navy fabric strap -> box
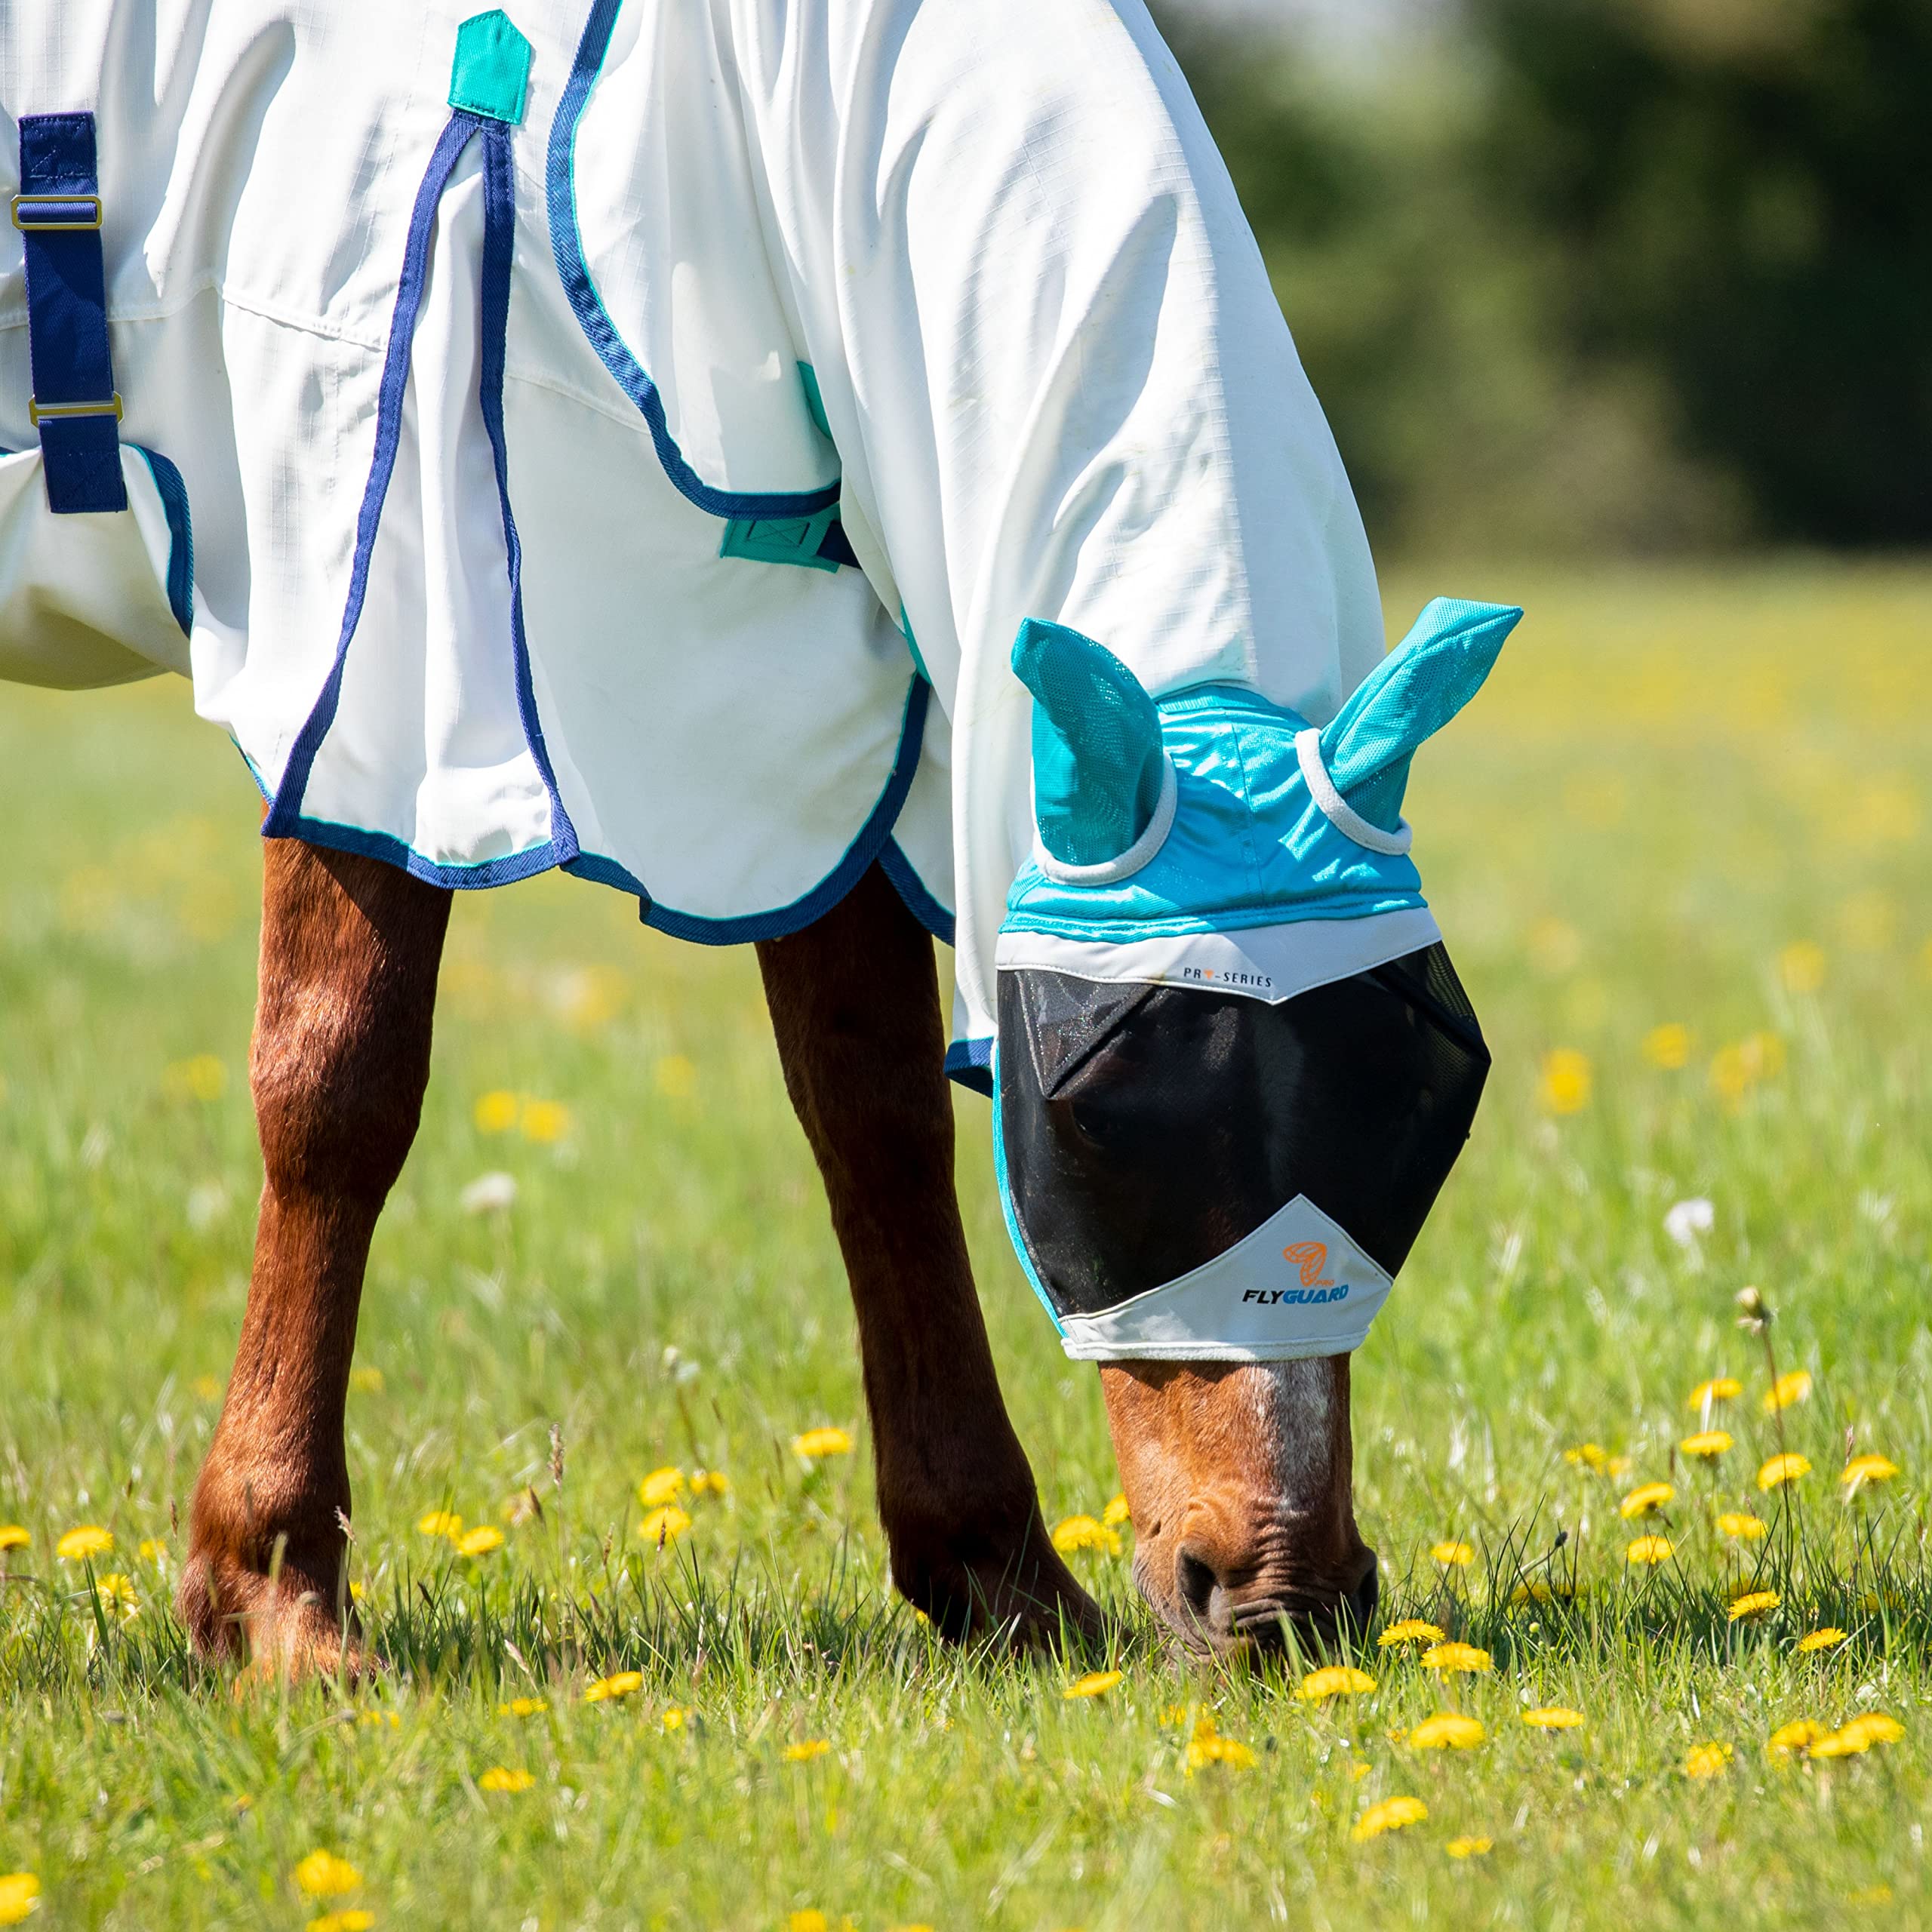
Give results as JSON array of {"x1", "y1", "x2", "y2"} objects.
[{"x1": 16, "y1": 112, "x2": 125, "y2": 513}]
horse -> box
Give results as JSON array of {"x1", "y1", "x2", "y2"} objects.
[{"x1": 2, "y1": 0, "x2": 1510, "y2": 1674}]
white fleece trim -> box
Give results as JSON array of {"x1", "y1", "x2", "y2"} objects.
[
  {"x1": 1032, "y1": 755, "x2": 1179, "y2": 885},
  {"x1": 995, "y1": 906, "x2": 1442, "y2": 1005},
  {"x1": 1294, "y1": 728, "x2": 1413, "y2": 855}
]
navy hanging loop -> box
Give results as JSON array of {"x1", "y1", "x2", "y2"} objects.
[{"x1": 13, "y1": 112, "x2": 127, "y2": 514}]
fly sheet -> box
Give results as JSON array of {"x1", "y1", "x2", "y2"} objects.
[{"x1": 0, "y1": 0, "x2": 1517, "y2": 1361}]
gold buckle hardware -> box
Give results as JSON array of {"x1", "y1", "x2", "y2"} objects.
[
  {"x1": 11, "y1": 192, "x2": 104, "y2": 232},
  {"x1": 29, "y1": 393, "x2": 124, "y2": 426}
]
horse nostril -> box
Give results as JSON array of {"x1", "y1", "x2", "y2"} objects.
[{"x1": 1175, "y1": 1546, "x2": 1221, "y2": 1629}]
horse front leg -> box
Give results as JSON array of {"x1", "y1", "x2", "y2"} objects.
[
  {"x1": 178, "y1": 839, "x2": 450, "y2": 1678},
  {"x1": 756, "y1": 865, "x2": 1100, "y2": 1647}
]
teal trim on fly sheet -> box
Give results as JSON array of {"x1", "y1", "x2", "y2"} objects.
[
  {"x1": 720, "y1": 505, "x2": 842, "y2": 573},
  {"x1": 449, "y1": 11, "x2": 533, "y2": 124},
  {"x1": 992, "y1": 1055, "x2": 1066, "y2": 1331},
  {"x1": 798, "y1": 362, "x2": 832, "y2": 441}
]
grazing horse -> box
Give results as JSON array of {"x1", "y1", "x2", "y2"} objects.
[{"x1": 1, "y1": 0, "x2": 1513, "y2": 1672}]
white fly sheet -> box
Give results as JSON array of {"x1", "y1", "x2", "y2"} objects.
[{"x1": 0, "y1": 0, "x2": 1386, "y2": 1069}]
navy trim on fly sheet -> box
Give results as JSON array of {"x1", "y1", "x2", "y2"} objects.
[
  {"x1": 878, "y1": 836, "x2": 955, "y2": 946},
  {"x1": 546, "y1": 0, "x2": 841, "y2": 524},
  {"x1": 16, "y1": 114, "x2": 127, "y2": 514},
  {"x1": 266, "y1": 111, "x2": 579, "y2": 884},
  {"x1": 132, "y1": 445, "x2": 194, "y2": 635},
  {"x1": 945, "y1": 1035, "x2": 994, "y2": 1097}
]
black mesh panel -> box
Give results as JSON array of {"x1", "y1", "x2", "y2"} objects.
[{"x1": 997, "y1": 943, "x2": 1491, "y2": 1318}]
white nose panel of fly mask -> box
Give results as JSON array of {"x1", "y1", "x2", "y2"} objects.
[{"x1": 1055, "y1": 1195, "x2": 1393, "y2": 1363}]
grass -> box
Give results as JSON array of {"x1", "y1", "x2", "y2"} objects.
[{"x1": 2, "y1": 559, "x2": 1930, "y2": 1928}]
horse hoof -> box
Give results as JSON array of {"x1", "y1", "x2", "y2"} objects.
[
  {"x1": 177, "y1": 1549, "x2": 371, "y2": 1684},
  {"x1": 890, "y1": 1513, "x2": 1106, "y2": 1653}
]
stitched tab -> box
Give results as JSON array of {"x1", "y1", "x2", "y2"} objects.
[
  {"x1": 450, "y1": 11, "x2": 533, "y2": 125},
  {"x1": 719, "y1": 506, "x2": 845, "y2": 573}
]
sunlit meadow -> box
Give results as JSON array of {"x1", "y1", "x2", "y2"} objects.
[{"x1": 2, "y1": 563, "x2": 1929, "y2": 1928}]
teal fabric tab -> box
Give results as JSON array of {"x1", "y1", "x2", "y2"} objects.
[
  {"x1": 798, "y1": 363, "x2": 832, "y2": 441},
  {"x1": 720, "y1": 506, "x2": 842, "y2": 572},
  {"x1": 450, "y1": 11, "x2": 533, "y2": 125}
]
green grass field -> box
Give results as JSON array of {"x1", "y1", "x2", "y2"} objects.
[{"x1": 2, "y1": 563, "x2": 1930, "y2": 1929}]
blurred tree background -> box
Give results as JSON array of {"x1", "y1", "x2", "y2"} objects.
[{"x1": 1151, "y1": 0, "x2": 1931, "y2": 556}]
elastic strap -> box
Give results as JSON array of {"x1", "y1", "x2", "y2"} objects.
[{"x1": 14, "y1": 113, "x2": 126, "y2": 513}]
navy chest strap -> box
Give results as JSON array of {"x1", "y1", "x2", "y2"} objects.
[{"x1": 13, "y1": 112, "x2": 127, "y2": 514}]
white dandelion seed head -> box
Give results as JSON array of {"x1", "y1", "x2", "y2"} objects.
[
  {"x1": 460, "y1": 1171, "x2": 519, "y2": 1215},
  {"x1": 1663, "y1": 1198, "x2": 1715, "y2": 1247}
]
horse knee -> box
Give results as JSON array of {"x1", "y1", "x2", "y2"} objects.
[{"x1": 251, "y1": 1004, "x2": 429, "y2": 1205}]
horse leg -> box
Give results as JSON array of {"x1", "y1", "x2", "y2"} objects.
[
  {"x1": 756, "y1": 864, "x2": 1100, "y2": 1646},
  {"x1": 178, "y1": 839, "x2": 450, "y2": 1676}
]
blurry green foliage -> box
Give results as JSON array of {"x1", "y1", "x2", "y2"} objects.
[{"x1": 1152, "y1": 0, "x2": 1930, "y2": 555}]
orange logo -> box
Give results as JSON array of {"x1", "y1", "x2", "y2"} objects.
[{"x1": 1282, "y1": 1241, "x2": 1334, "y2": 1287}]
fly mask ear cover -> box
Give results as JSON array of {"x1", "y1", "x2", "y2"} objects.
[{"x1": 994, "y1": 598, "x2": 1522, "y2": 1362}]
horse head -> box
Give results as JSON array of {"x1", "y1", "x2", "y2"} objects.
[{"x1": 999, "y1": 601, "x2": 1518, "y2": 1655}]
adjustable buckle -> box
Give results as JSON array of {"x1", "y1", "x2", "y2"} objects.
[
  {"x1": 11, "y1": 192, "x2": 104, "y2": 232},
  {"x1": 29, "y1": 393, "x2": 123, "y2": 426}
]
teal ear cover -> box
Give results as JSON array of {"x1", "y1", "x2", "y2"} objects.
[
  {"x1": 1318, "y1": 598, "x2": 1523, "y2": 833},
  {"x1": 1012, "y1": 619, "x2": 1168, "y2": 868}
]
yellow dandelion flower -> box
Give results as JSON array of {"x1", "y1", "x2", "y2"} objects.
[
  {"x1": 1778, "y1": 942, "x2": 1827, "y2": 993},
  {"x1": 0, "y1": 1527, "x2": 29, "y2": 1552},
  {"x1": 1184, "y1": 1716, "x2": 1257, "y2": 1774},
  {"x1": 1446, "y1": 1835, "x2": 1494, "y2": 1859},
  {"x1": 416, "y1": 1510, "x2": 463, "y2": 1541},
  {"x1": 1540, "y1": 1048, "x2": 1592, "y2": 1114},
  {"x1": 1430, "y1": 1540, "x2": 1475, "y2": 1568},
  {"x1": 1841, "y1": 1454, "x2": 1901, "y2": 1494},
  {"x1": 355, "y1": 1710, "x2": 399, "y2": 1730},
  {"x1": 306, "y1": 1914, "x2": 374, "y2": 1932},
  {"x1": 457, "y1": 1526, "x2": 504, "y2": 1558},
  {"x1": 499, "y1": 1697, "x2": 548, "y2": 1717},
  {"x1": 1685, "y1": 1377, "x2": 1742, "y2": 1411},
  {"x1": 1642, "y1": 1023, "x2": 1692, "y2": 1070},
  {"x1": 1157, "y1": 1705, "x2": 1192, "y2": 1728},
  {"x1": 1050, "y1": 1514, "x2": 1121, "y2": 1557},
  {"x1": 654, "y1": 1054, "x2": 698, "y2": 1100},
  {"x1": 1101, "y1": 1493, "x2": 1132, "y2": 1528},
  {"x1": 293, "y1": 1851, "x2": 362, "y2": 1898},
  {"x1": 518, "y1": 1098, "x2": 571, "y2": 1143},
  {"x1": 1511, "y1": 1580, "x2": 1576, "y2": 1606},
  {"x1": 166, "y1": 1054, "x2": 229, "y2": 1103},
  {"x1": 57, "y1": 1524, "x2": 112, "y2": 1561},
  {"x1": 1410, "y1": 1712, "x2": 1485, "y2": 1750},
  {"x1": 1607, "y1": 1455, "x2": 1634, "y2": 1478},
  {"x1": 1839, "y1": 1708, "x2": 1901, "y2": 1754},
  {"x1": 478, "y1": 1767, "x2": 536, "y2": 1793},
  {"x1": 1795, "y1": 1628, "x2": 1847, "y2": 1655},
  {"x1": 1716, "y1": 1512, "x2": 1767, "y2": 1540},
  {"x1": 690, "y1": 1469, "x2": 731, "y2": 1497},
  {"x1": 1063, "y1": 1670, "x2": 1124, "y2": 1700},
  {"x1": 0, "y1": 1876, "x2": 38, "y2": 1927},
  {"x1": 349, "y1": 1366, "x2": 384, "y2": 1394},
  {"x1": 1768, "y1": 1719, "x2": 1827, "y2": 1755},
  {"x1": 792, "y1": 1426, "x2": 854, "y2": 1460},
  {"x1": 1421, "y1": 1642, "x2": 1492, "y2": 1675},
  {"x1": 472, "y1": 1088, "x2": 518, "y2": 1134},
  {"x1": 1522, "y1": 1707, "x2": 1584, "y2": 1730},
  {"x1": 1758, "y1": 1454, "x2": 1812, "y2": 1491},
  {"x1": 1763, "y1": 1370, "x2": 1812, "y2": 1414},
  {"x1": 1728, "y1": 1589, "x2": 1780, "y2": 1622},
  {"x1": 1619, "y1": 1481, "x2": 1674, "y2": 1518},
  {"x1": 1626, "y1": 1535, "x2": 1674, "y2": 1566},
  {"x1": 788, "y1": 1914, "x2": 829, "y2": 1932},
  {"x1": 1564, "y1": 1442, "x2": 1610, "y2": 1472},
  {"x1": 1684, "y1": 1742, "x2": 1733, "y2": 1780},
  {"x1": 638, "y1": 1505, "x2": 692, "y2": 1548},
  {"x1": 660, "y1": 1706, "x2": 691, "y2": 1731},
  {"x1": 92, "y1": 1571, "x2": 138, "y2": 1617},
  {"x1": 1352, "y1": 1795, "x2": 1427, "y2": 1842},
  {"x1": 783, "y1": 1739, "x2": 832, "y2": 1763},
  {"x1": 638, "y1": 1467, "x2": 685, "y2": 1507},
  {"x1": 583, "y1": 1671, "x2": 643, "y2": 1703},
  {"x1": 1296, "y1": 1666, "x2": 1376, "y2": 1701},
  {"x1": 1679, "y1": 1431, "x2": 1732, "y2": 1460},
  {"x1": 1377, "y1": 1619, "x2": 1446, "y2": 1647},
  {"x1": 192, "y1": 1374, "x2": 221, "y2": 1401}
]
